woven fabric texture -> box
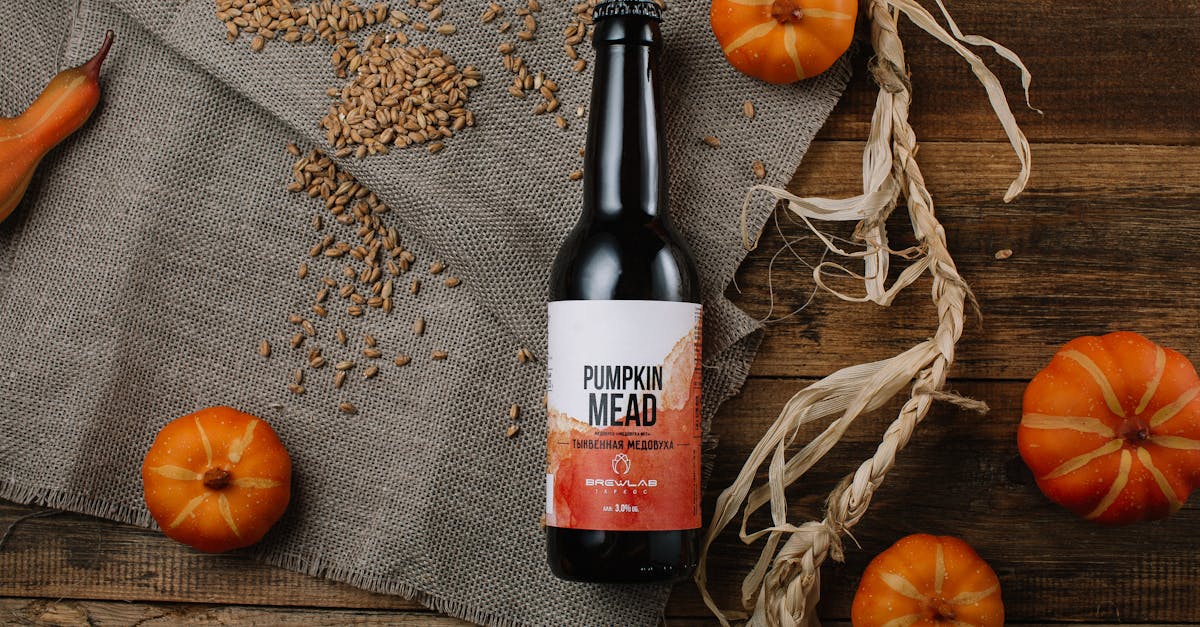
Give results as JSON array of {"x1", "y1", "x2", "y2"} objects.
[{"x1": 0, "y1": 1, "x2": 850, "y2": 625}]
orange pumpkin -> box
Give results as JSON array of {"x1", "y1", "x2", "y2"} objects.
[
  {"x1": 710, "y1": 0, "x2": 857, "y2": 84},
  {"x1": 852, "y1": 534, "x2": 1004, "y2": 627},
  {"x1": 1018, "y1": 332, "x2": 1200, "y2": 525},
  {"x1": 142, "y1": 406, "x2": 292, "y2": 553}
]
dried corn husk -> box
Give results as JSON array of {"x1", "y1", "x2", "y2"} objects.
[{"x1": 697, "y1": 1, "x2": 1035, "y2": 625}]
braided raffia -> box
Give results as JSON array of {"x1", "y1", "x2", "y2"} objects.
[{"x1": 697, "y1": 1, "x2": 1035, "y2": 625}]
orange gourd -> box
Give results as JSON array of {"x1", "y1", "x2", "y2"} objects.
[
  {"x1": 142, "y1": 406, "x2": 292, "y2": 553},
  {"x1": 710, "y1": 0, "x2": 856, "y2": 84},
  {"x1": 1018, "y1": 332, "x2": 1200, "y2": 525},
  {"x1": 852, "y1": 534, "x2": 1004, "y2": 627},
  {"x1": 1, "y1": 31, "x2": 113, "y2": 224}
]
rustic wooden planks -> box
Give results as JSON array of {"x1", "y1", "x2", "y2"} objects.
[
  {"x1": 818, "y1": 1, "x2": 1200, "y2": 144},
  {"x1": 736, "y1": 141, "x2": 1200, "y2": 379},
  {"x1": 4, "y1": 0, "x2": 1199, "y2": 623},
  {"x1": 5, "y1": 379, "x2": 1199, "y2": 622}
]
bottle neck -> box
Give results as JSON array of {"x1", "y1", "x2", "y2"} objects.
[{"x1": 582, "y1": 16, "x2": 668, "y2": 223}]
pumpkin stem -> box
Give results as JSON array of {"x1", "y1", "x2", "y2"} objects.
[
  {"x1": 770, "y1": 0, "x2": 805, "y2": 23},
  {"x1": 203, "y1": 468, "x2": 232, "y2": 490},
  {"x1": 1119, "y1": 417, "x2": 1151, "y2": 444},
  {"x1": 931, "y1": 600, "x2": 956, "y2": 621}
]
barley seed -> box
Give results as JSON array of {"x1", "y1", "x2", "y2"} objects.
[
  {"x1": 443, "y1": 276, "x2": 461, "y2": 288},
  {"x1": 568, "y1": 169, "x2": 583, "y2": 181},
  {"x1": 334, "y1": 370, "x2": 347, "y2": 388},
  {"x1": 505, "y1": 424, "x2": 520, "y2": 438},
  {"x1": 752, "y1": 160, "x2": 766, "y2": 180},
  {"x1": 291, "y1": 333, "x2": 305, "y2": 348},
  {"x1": 363, "y1": 365, "x2": 380, "y2": 379},
  {"x1": 432, "y1": 350, "x2": 448, "y2": 360},
  {"x1": 743, "y1": 100, "x2": 756, "y2": 119},
  {"x1": 258, "y1": 340, "x2": 272, "y2": 358},
  {"x1": 294, "y1": 368, "x2": 305, "y2": 385},
  {"x1": 410, "y1": 279, "x2": 421, "y2": 295},
  {"x1": 394, "y1": 354, "x2": 412, "y2": 367},
  {"x1": 310, "y1": 355, "x2": 327, "y2": 369},
  {"x1": 288, "y1": 383, "x2": 306, "y2": 395},
  {"x1": 297, "y1": 263, "x2": 309, "y2": 279},
  {"x1": 339, "y1": 402, "x2": 358, "y2": 414},
  {"x1": 703, "y1": 135, "x2": 721, "y2": 148},
  {"x1": 509, "y1": 404, "x2": 520, "y2": 420},
  {"x1": 348, "y1": 305, "x2": 364, "y2": 316},
  {"x1": 363, "y1": 347, "x2": 383, "y2": 359},
  {"x1": 364, "y1": 334, "x2": 377, "y2": 347},
  {"x1": 301, "y1": 320, "x2": 317, "y2": 337},
  {"x1": 414, "y1": 317, "x2": 426, "y2": 336}
]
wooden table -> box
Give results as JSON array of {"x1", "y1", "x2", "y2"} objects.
[{"x1": 4, "y1": 1, "x2": 1198, "y2": 624}]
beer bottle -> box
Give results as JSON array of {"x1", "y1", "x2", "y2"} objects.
[{"x1": 546, "y1": 0, "x2": 702, "y2": 583}]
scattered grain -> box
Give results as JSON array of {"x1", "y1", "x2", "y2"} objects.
[
  {"x1": 258, "y1": 340, "x2": 272, "y2": 358},
  {"x1": 505, "y1": 424, "x2": 520, "y2": 438},
  {"x1": 703, "y1": 135, "x2": 721, "y2": 148},
  {"x1": 363, "y1": 365, "x2": 380, "y2": 379},
  {"x1": 334, "y1": 370, "x2": 347, "y2": 388},
  {"x1": 339, "y1": 402, "x2": 358, "y2": 414},
  {"x1": 443, "y1": 276, "x2": 461, "y2": 288},
  {"x1": 363, "y1": 347, "x2": 383, "y2": 359},
  {"x1": 297, "y1": 263, "x2": 309, "y2": 279},
  {"x1": 432, "y1": 350, "x2": 448, "y2": 360},
  {"x1": 288, "y1": 383, "x2": 306, "y2": 395},
  {"x1": 568, "y1": 169, "x2": 583, "y2": 181},
  {"x1": 995, "y1": 249, "x2": 1014, "y2": 260},
  {"x1": 394, "y1": 354, "x2": 412, "y2": 367},
  {"x1": 509, "y1": 404, "x2": 520, "y2": 420},
  {"x1": 291, "y1": 333, "x2": 305, "y2": 348},
  {"x1": 743, "y1": 100, "x2": 756, "y2": 119},
  {"x1": 752, "y1": 160, "x2": 766, "y2": 180}
]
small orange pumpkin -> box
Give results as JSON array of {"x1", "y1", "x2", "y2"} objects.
[
  {"x1": 142, "y1": 406, "x2": 292, "y2": 553},
  {"x1": 1019, "y1": 332, "x2": 1200, "y2": 525},
  {"x1": 852, "y1": 534, "x2": 1004, "y2": 627},
  {"x1": 710, "y1": 0, "x2": 857, "y2": 84}
]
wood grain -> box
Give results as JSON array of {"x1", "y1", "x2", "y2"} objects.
[
  {"x1": 734, "y1": 141, "x2": 1200, "y2": 379},
  {"x1": 5, "y1": 378, "x2": 1200, "y2": 622},
  {"x1": 0, "y1": 598, "x2": 467, "y2": 626},
  {"x1": 818, "y1": 1, "x2": 1200, "y2": 144}
]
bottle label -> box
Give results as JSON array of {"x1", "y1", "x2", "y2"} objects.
[{"x1": 545, "y1": 300, "x2": 702, "y2": 531}]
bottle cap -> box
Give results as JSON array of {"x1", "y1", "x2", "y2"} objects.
[{"x1": 593, "y1": 0, "x2": 662, "y2": 21}]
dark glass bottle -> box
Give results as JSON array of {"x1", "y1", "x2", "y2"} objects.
[{"x1": 546, "y1": 0, "x2": 701, "y2": 584}]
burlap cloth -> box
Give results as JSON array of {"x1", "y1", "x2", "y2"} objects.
[{"x1": 0, "y1": 1, "x2": 848, "y2": 624}]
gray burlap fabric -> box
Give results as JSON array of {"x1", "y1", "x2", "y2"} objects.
[{"x1": 0, "y1": 1, "x2": 849, "y2": 624}]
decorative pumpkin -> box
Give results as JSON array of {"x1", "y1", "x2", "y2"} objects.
[
  {"x1": 142, "y1": 406, "x2": 292, "y2": 553},
  {"x1": 852, "y1": 534, "x2": 1004, "y2": 627},
  {"x1": 1018, "y1": 332, "x2": 1200, "y2": 525},
  {"x1": 710, "y1": 0, "x2": 857, "y2": 84}
]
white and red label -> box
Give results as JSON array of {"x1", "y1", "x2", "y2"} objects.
[{"x1": 545, "y1": 300, "x2": 702, "y2": 531}]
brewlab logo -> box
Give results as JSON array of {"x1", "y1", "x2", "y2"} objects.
[{"x1": 611, "y1": 453, "x2": 631, "y2": 475}]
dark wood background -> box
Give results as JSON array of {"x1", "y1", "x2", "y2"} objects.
[{"x1": 4, "y1": 1, "x2": 1199, "y2": 623}]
